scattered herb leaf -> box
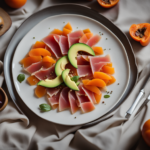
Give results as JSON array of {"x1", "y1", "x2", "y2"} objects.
[
  {"x1": 104, "y1": 95, "x2": 110, "y2": 98},
  {"x1": 71, "y1": 76, "x2": 80, "y2": 83},
  {"x1": 39, "y1": 104, "x2": 51, "y2": 112},
  {"x1": 33, "y1": 37, "x2": 35, "y2": 39},
  {"x1": 17, "y1": 74, "x2": 25, "y2": 83}
]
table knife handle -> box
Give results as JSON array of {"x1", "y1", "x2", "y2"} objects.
[{"x1": 125, "y1": 89, "x2": 144, "y2": 116}]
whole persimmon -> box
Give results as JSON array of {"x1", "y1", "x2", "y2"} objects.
[
  {"x1": 97, "y1": 0, "x2": 119, "y2": 8},
  {"x1": 5, "y1": 0, "x2": 27, "y2": 9},
  {"x1": 142, "y1": 119, "x2": 150, "y2": 147}
]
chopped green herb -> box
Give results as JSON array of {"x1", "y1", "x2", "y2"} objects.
[
  {"x1": 33, "y1": 37, "x2": 35, "y2": 39},
  {"x1": 49, "y1": 28, "x2": 50, "y2": 29},
  {"x1": 71, "y1": 76, "x2": 80, "y2": 83},
  {"x1": 39, "y1": 104, "x2": 51, "y2": 112},
  {"x1": 106, "y1": 38, "x2": 107, "y2": 40},
  {"x1": 104, "y1": 95, "x2": 110, "y2": 98},
  {"x1": 77, "y1": 27, "x2": 78, "y2": 29},
  {"x1": 17, "y1": 74, "x2": 25, "y2": 83},
  {"x1": 63, "y1": 22, "x2": 65, "y2": 23}
]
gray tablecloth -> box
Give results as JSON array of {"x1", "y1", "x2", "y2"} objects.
[{"x1": 0, "y1": 0, "x2": 150, "y2": 149}]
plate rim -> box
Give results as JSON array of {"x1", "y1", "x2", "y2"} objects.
[
  {"x1": 11, "y1": 13, "x2": 130, "y2": 126},
  {"x1": 4, "y1": 3, "x2": 138, "y2": 126}
]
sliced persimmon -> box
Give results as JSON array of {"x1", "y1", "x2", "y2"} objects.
[
  {"x1": 94, "y1": 93, "x2": 102, "y2": 104},
  {"x1": 103, "y1": 79, "x2": 109, "y2": 84},
  {"x1": 32, "y1": 41, "x2": 46, "y2": 49},
  {"x1": 107, "y1": 76, "x2": 116, "y2": 85},
  {"x1": 63, "y1": 28, "x2": 72, "y2": 36},
  {"x1": 51, "y1": 29, "x2": 63, "y2": 35},
  {"x1": 83, "y1": 28, "x2": 91, "y2": 34},
  {"x1": 106, "y1": 63, "x2": 113, "y2": 67},
  {"x1": 97, "y1": 0, "x2": 119, "y2": 8},
  {"x1": 35, "y1": 85, "x2": 46, "y2": 98},
  {"x1": 64, "y1": 22, "x2": 72, "y2": 31},
  {"x1": 42, "y1": 62, "x2": 52, "y2": 68},
  {"x1": 29, "y1": 48, "x2": 51, "y2": 57},
  {"x1": 92, "y1": 47, "x2": 103, "y2": 55},
  {"x1": 43, "y1": 56, "x2": 56, "y2": 64},
  {"x1": 20, "y1": 56, "x2": 42, "y2": 68},
  {"x1": 94, "y1": 72, "x2": 111, "y2": 80},
  {"x1": 83, "y1": 85, "x2": 101, "y2": 95},
  {"x1": 102, "y1": 66, "x2": 115, "y2": 74},
  {"x1": 27, "y1": 76, "x2": 39, "y2": 85},
  {"x1": 82, "y1": 79, "x2": 106, "y2": 88},
  {"x1": 85, "y1": 33, "x2": 93, "y2": 39}
]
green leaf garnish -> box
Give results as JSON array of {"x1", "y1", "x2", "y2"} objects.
[
  {"x1": 104, "y1": 95, "x2": 110, "y2": 98},
  {"x1": 39, "y1": 104, "x2": 51, "y2": 112},
  {"x1": 17, "y1": 74, "x2": 25, "y2": 83},
  {"x1": 76, "y1": 82, "x2": 80, "y2": 86},
  {"x1": 71, "y1": 76, "x2": 80, "y2": 83}
]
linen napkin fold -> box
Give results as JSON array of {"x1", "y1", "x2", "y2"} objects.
[{"x1": 1, "y1": 0, "x2": 150, "y2": 150}]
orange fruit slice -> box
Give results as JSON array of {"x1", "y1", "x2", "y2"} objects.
[
  {"x1": 20, "y1": 56, "x2": 42, "y2": 68},
  {"x1": 35, "y1": 85, "x2": 46, "y2": 98},
  {"x1": 29, "y1": 48, "x2": 51, "y2": 57},
  {"x1": 27, "y1": 76, "x2": 39, "y2": 86},
  {"x1": 94, "y1": 72, "x2": 111, "y2": 80}
]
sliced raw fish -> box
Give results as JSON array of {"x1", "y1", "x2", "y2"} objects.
[
  {"x1": 59, "y1": 87, "x2": 70, "y2": 111},
  {"x1": 47, "y1": 87, "x2": 62, "y2": 97},
  {"x1": 43, "y1": 34, "x2": 62, "y2": 58},
  {"x1": 68, "y1": 30, "x2": 84, "y2": 47},
  {"x1": 80, "y1": 102, "x2": 95, "y2": 113},
  {"x1": 79, "y1": 34, "x2": 88, "y2": 44},
  {"x1": 68, "y1": 90, "x2": 79, "y2": 114},
  {"x1": 47, "y1": 91, "x2": 60, "y2": 109},
  {"x1": 77, "y1": 65, "x2": 93, "y2": 78},
  {"x1": 77, "y1": 55, "x2": 89, "y2": 65},
  {"x1": 75, "y1": 84, "x2": 95, "y2": 111},
  {"x1": 33, "y1": 65, "x2": 56, "y2": 80},
  {"x1": 89, "y1": 55, "x2": 111, "y2": 74},
  {"x1": 86, "y1": 34, "x2": 101, "y2": 47},
  {"x1": 25, "y1": 61, "x2": 43, "y2": 74},
  {"x1": 82, "y1": 86, "x2": 97, "y2": 104},
  {"x1": 54, "y1": 35, "x2": 69, "y2": 55}
]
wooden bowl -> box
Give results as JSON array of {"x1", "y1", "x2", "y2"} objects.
[
  {"x1": 0, "y1": 87, "x2": 8, "y2": 111},
  {"x1": 0, "y1": 7, "x2": 12, "y2": 37}
]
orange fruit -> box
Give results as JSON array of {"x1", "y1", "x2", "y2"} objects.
[
  {"x1": 5, "y1": 0, "x2": 27, "y2": 9},
  {"x1": 35, "y1": 85, "x2": 46, "y2": 98},
  {"x1": 83, "y1": 85, "x2": 101, "y2": 95},
  {"x1": 32, "y1": 41, "x2": 46, "y2": 49},
  {"x1": 29, "y1": 48, "x2": 51, "y2": 57},
  {"x1": 142, "y1": 119, "x2": 150, "y2": 147},
  {"x1": 82, "y1": 79, "x2": 106, "y2": 88},
  {"x1": 27, "y1": 76, "x2": 39, "y2": 86},
  {"x1": 94, "y1": 72, "x2": 111, "y2": 80},
  {"x1": 20, "y1": 56, "x2": 42, "y2": 68},
  {"x1": 51, "y1": 29, "x2": 63, "y2": 35},
  {"x1": 64, "y1": 22, "x2": 72, "y2": 31}
]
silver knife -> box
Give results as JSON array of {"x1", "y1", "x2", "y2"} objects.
[
  {"x1": 125, "y1": 74, "x2": 150, "y2": 119},
  {"x1": 134, "y1": 94, "x2": 150, "y2": 116}
]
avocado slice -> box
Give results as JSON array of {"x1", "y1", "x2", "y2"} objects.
[
  {"x1": 68, "y1": 43, "x2": 95, "y2": 68},
  {"x1": 37, "y1": 75, "x2": 63, "y2": 88},
  {"x1": 62, "y1": 69, "x2": 79, "y2": 91},
  {"x1": 55, "y1": 56, "x2": 69, "y2": 76}
]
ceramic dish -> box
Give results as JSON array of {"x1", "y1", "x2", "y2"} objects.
[
  {"x1": 4, "y1": 4, "x2": 137, "y2": 126},
  {"x1": 12, "y1": 14, "x2": 130, "y2": 125}
]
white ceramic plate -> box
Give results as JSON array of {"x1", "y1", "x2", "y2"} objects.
[{"x1": 12, "y1": 14, "x2": 130, "y2": 126}]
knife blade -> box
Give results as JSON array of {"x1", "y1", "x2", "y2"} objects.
[{"x1": 125, "y1": 73, "x2": 150, "y2": 119}]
